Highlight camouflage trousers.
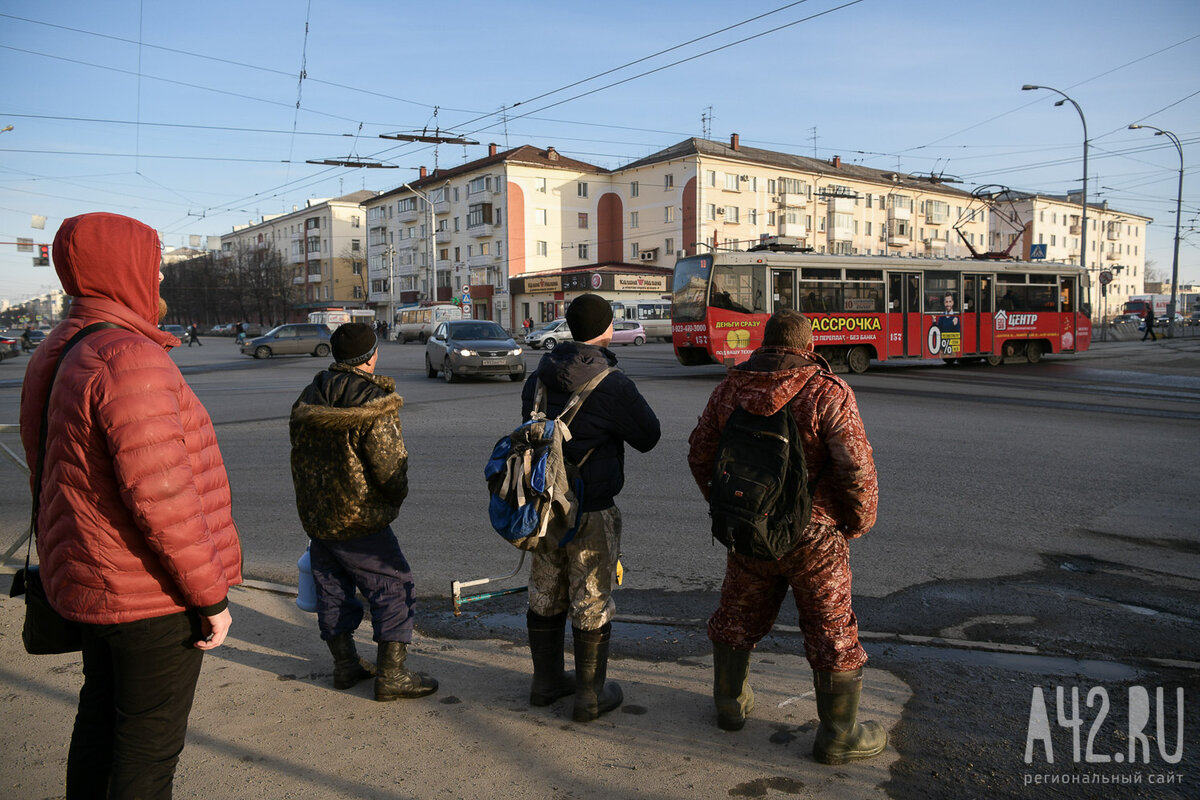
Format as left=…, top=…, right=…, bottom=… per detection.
left=528, top=506, right=622, bottom=630
left=707, top=523, right=868, bottom=672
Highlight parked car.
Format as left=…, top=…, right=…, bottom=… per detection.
left=524, top=318, right=573, bottom=350
left=161, top=324, right=187, bottom=338
left=1189, top=311, right=1200, bottom=327
left=0, top=332, right=21, bottom=360
left=610, top=320, right=646, bottom=346
left=209, top=323, right=236, bottom=335
left=20, top=329, right=46, bottom=351
left=1156, top=313, right=1183, bottom=327
left=425, top=320, right=524, bottom=383
left=241, top=323, right=332, bottom=359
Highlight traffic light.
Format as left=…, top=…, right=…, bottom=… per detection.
left=33, top=244, right=49, bottom=266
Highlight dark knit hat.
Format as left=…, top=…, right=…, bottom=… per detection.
left=566, top=293, right=613, bottom=342
left=331, top=322, right=378, bottom=366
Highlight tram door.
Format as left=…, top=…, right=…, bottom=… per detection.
left=887, top=271, right=922, bottom=357
left=964, top=274, right=994, bottom=354
left=772, top=270, right=795, bottom=312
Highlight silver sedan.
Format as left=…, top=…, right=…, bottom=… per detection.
left=425, top=320, right=525, bottom=383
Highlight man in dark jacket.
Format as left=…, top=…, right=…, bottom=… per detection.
left=290, top=323, right=437, bottom=701
left=1142, top=306, right=1157, bottom=341
left=520, top=293, right=661, bottom=722
left=687, top=310, right=886, bottom=765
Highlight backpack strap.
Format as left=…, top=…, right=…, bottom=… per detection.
left=554, top=367, right=614, bottom=427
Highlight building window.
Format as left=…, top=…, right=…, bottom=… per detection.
left=467, top=203, right=493, bottom=228
left=630, top=211, right=639, bottom=229
left=306, top=217, right=320, bottom=230
left=578, top=243, right=589, bottom=259
left=577, top=182, right=588, bottom=198
left=724, top=206, right=739, bottom=223
left=705, top=204, right=717, bottom=221
left=748, top=209, right=757, bottom=225
left=536, top=240, right=548, bottom=256
left=630, top=243, right=639, bottom=259
left=578, top=213, right=589, bottom=229
left=535, top=177, right=547, bottom=193
left=351, top=239, right=361, bottom=251
left=351, top=215, right=361, bottom=228
left=664, top=174, right=674, bottom=190
left=665, top=238, right=674, bottom=255
left=664, top=206, right=675, bottom=223
left=535, top=208, right=547, bottom=225
left=725, top=173, right=740, bottom=191
left=707, top=170, right=717, bottom=187
left=630, top=181, right=639, bottom=197
left=353, top=286, right=363, bottom=299
left=352, top=261, right=362, bottom=275
left=768, top=211, right=776, bottom=226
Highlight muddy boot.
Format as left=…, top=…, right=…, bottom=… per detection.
left=528, top=610, right=575, bottom=706
left=326, top=632, right=376, bottom=690
left=812, top=668, right=887, bottom=765
left=374, top=641, right=438, bottom=701
left=713, top=642, right=754, bottom=731
left=572, top=623, right=623, bottom=723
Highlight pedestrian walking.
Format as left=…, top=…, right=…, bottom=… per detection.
left=289, top=322, right=438, bottom=701
left=687, top=309, right=886, bottom=765
left=19, top=212, right=243, bottom=798
left=1142, top=306, right=1157, bottom=341
left=187, top=322, right=203, bottom=346
left=519, top=294, right=661, bottom=722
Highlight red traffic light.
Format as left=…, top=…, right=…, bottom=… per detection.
left=34, top=244, right=50, bottom=266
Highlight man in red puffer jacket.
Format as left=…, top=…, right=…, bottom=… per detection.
left=20, top=212, right=243, bottom=799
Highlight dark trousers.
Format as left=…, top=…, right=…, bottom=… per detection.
left=1143, top=324, right=1156, bottom=341
left=67, top=611, right=204, bottom=800
left=309, top=526, right=416, bottom=643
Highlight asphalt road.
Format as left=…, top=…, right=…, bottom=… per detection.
left=2, top=335, right=1197, bottom=798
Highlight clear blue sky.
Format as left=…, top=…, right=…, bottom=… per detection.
left=2, top=0, right=1197, bottom=303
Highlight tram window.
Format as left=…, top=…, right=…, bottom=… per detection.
left=924, top=273, right=959, bottom=313
left=802, top=268, right=841, bottom=280
left=1060, top=280, right=1075, bottom=312
left=845, top=269, right=883, bottom=280
left=797, top=281, right=884, bottom=313
left=711, top=264, right=765, bottom=314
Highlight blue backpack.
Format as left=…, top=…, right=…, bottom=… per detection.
left=485, top=368, right=614, bottom=551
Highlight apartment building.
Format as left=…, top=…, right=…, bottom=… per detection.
left=221, top=190, right=376, bottom=316
left=616, top=134, right=992, bottom=263
left=989, top=193, right=1151, bottom=320
left=364, top=144, right=673, bottom=328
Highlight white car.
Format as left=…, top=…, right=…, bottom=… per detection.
left=524, top=319, right=574, bottom=350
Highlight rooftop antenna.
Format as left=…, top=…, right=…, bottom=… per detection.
left=701, top=106, right=713, bottom=140
left=810, top=126, right=818, bottom=158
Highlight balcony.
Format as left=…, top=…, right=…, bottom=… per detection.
left=887, top=233, right=911, bottom=246
left=1107, top=228, right=1121, bottom=240
left=778, top=221, right=806, bottom=238
left=887, top=206, right=912, bottom=221
left=466, top=253, right=492, bottom=269
left=397, top=237, right=419, bottom=251
left=1070, top=225, right=1081, bottom=235
left=433, top=199, right=450, bottom=215
left=467, top=188, right=493, bottom=205
left=1105, top=252, right=1121, bottom=261
left=778, top=192, right=807, bottom=208
left=435, top=229, right=451, bottom=244
left=469, top=223, right=494, bottom=238
left=397, top=208, right=419, bottom=224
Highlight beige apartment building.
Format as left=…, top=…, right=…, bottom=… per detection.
left=220, top=190, right=376, bottom=317
left=988, top=192, right=1151, bottom=321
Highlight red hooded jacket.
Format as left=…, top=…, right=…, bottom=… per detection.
left=19, top=213, right=242, bottom=624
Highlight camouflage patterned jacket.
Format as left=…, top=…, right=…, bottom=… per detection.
left=687, top=346, right=878, bottom=540
left=289, top=364, right=409, bottom=541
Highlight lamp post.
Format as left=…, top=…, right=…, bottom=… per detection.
left=382, top=243, right=396, bottom=339
left=1022, top=85, right=1090, bottom=316
left=402, top=182, right=436, bottom=303
left=1129, top=123, right=1184, bottom=338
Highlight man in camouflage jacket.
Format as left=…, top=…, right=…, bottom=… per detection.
left=687, top=309, right=886, bottom=765
left=290, top=323, right=437, bottom=701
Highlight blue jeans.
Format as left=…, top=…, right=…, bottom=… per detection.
left=68, top=611, right=205, bottom=799
left=309, top=526, right=416, bottom=643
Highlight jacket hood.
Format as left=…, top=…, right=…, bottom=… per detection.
left=534, top=341, right=617, bottom=393
left=53, top=213, right=162, bottom=326
left=726, top=346, right=831, bottom=415
left=291, top=365, right=401, bottom=431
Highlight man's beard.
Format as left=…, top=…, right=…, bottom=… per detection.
left=158, top=298, right=168, bottom=323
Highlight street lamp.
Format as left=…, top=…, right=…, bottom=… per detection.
left=402, top=182, right=436, bottom=304
left=382, top=243, right=396, bottom=339
left=1129, top=123, right=1184, bottom=338
left=1022, top=85, right=1090, bottom=315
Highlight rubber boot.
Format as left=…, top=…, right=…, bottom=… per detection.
left=527, top=610, right=575, bottom=706
left=326, top=632, right=376, bottom=690
left=572, top=623, right=623, bottom=723
left=374, top=641, right=438, bottom=701
left=712, top=642, right=754, bottom=731
left=812, top=668, right=888, bottom=765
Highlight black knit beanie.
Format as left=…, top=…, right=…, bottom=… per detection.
left=566, top=293, right=613, bottom=342
left=331, top=322, right=378, bottom=366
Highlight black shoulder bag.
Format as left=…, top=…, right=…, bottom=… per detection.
left=10, top=322, right=121, bottom=654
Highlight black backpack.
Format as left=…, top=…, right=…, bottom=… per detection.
left=708, top=398, right=811, bottom=561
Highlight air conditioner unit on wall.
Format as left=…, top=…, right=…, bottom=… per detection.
left=639, top=250, right=658, bottom=262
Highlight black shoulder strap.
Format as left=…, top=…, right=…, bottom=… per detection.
left=29, top=322, right=123, bottom=545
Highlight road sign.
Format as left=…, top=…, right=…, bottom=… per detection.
left=1099, top=270, right=1113, bottom=286
left=1029, top=244, right=1047, bottom=260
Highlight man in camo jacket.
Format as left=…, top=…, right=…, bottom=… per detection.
left=290, top=322, right=437, bottom=702
left=687, top=309, right=886, bottom=765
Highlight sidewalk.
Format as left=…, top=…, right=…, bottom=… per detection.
left=0, top=583, right=908, bottom=800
